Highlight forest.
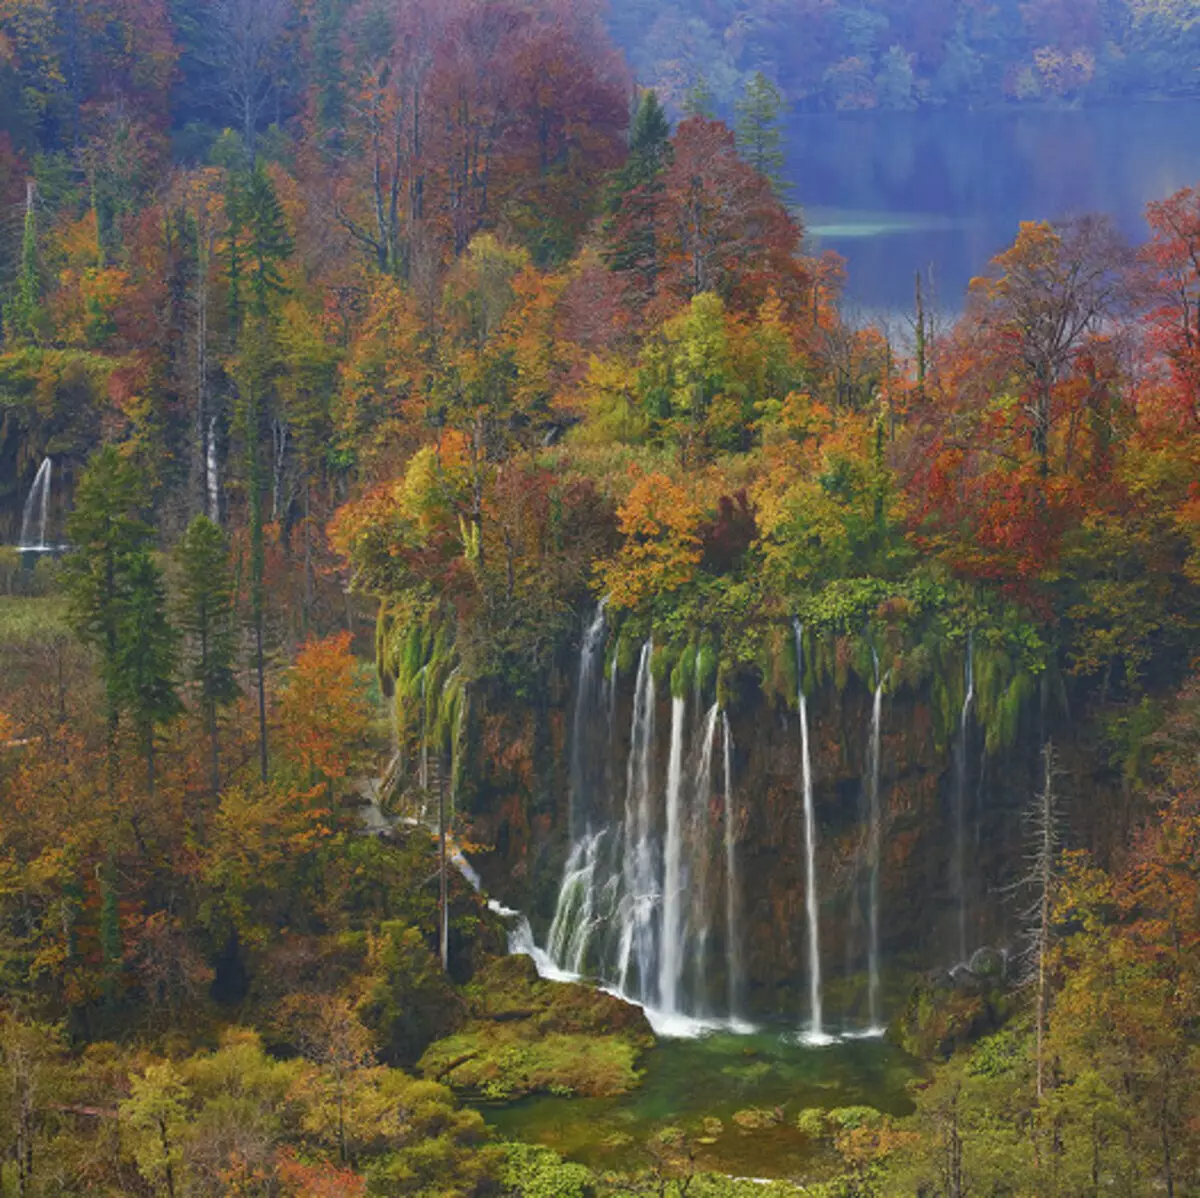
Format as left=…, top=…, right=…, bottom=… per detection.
left=609, top=0, right=1200, bottom=113
left=1, top=0, right=1199, bottom=1195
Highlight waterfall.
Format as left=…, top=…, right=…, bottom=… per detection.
left=722, top=711, right=742, bottom=1022
left=206, top=418, right=220, bottom=522
left=532, top=630, right=751, bottom=1035
left=659, top=695, right=687, bottom=1014
left=954, top=633, right=975, bottom=964
left=569, top=602, right=608, bottom=843
left=794, top=621, right=826, bottom=1043
left=18, top=457, right=52, bottom=551
left=546, top=830, right=604, bottom=973
left=617, top=640, right=657, bottom=999
left=688, top=702, right=721, bottom=1016
left=866, top=651, right=884, bottom=1031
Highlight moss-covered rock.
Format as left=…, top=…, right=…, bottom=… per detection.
left=895, top=965, right=1014, bottom=1060
left=417, top=954, right=653, bottom=1100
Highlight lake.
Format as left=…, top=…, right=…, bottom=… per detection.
left=790, top=100, right=1200, bottom=320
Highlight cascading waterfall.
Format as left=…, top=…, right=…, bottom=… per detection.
left=953, top=633, right=975, bottom=964
left=547, top=830, right=604, bottom=973
left=570, top=602, right=609, bottom=842
left=659, top=695, right=687, bottom=1015
left=688, top=703, right=721, bottom=1015
left=618, top=641, right=657, bottom=998
left=866, top=651, right=884, bottom=1031
left=722, top=712, right=742, bottom=1022
left=793, top=620, right=826, bottom=1043
left=18, top=457, right=52, bottom=551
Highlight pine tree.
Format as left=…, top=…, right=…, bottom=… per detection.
left=115, top=549, right=181, bottom=797
left=735, top=72, right=787, bottom=196
left=2, top=181, right=42, bottom=345
left=243, top=162, right=293, bottom=320
left=62, top=446, right=155, bottom=791
left=228, top=159, right=291, bottom=782
left=603, top=91, right=672, bottom=295
left=683, top=74, right=716, bottom=119
left=234, top=319, right=278, bottom=782
left=176, top=515, right=240, bottom=795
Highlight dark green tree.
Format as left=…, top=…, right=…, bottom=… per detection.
left=228, top=159, right=291, bottom=782
left=176, top=515, right=240, bottom=795
left=114, top=549, right=181, bottom=797
left=603, top=91, right=672, bottom=300
left=243, top=161, right=293, bottom=320
left=2, top=181, right=43, bottom=345
left=735, top=71, right=787, bottom=196
left=62, top=446, right=155, bottom=791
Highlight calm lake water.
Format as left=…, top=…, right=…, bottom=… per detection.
left=790, top=101, right=1200, bottom=319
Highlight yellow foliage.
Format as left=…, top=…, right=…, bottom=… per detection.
left=600, top=472, right=705, bottom=609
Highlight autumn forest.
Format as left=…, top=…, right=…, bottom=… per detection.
left=1, top=1, right=1199, bottom=1196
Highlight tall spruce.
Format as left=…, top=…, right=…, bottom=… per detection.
left=229, top=159, right=292, bottom=781
left=176, top=515, right=239, bottom=795
left=735, top=72, right=787, bottom=196
left=115, top=549, right=181, bottom=798
left=603, top=91, right=672, bottom=297
left=62, top=446, right=155, bottom=792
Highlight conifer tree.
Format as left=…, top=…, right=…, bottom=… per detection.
left=735, top=72, right=787, bottom=196
left=115, top=549, right=181, bottom=797
left=62, top=446, right=155, bottom=790
left=2, top=181, right=42, bottom=344
left=683, top=74, right=716, bottom=119
left=603, top=91, right=672, bottom=297
left=228, top=160, right=292, bottom=782
left=176, top=515, right=240, bottom=795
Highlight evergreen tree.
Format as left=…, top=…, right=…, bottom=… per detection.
left=682, top=74, right=716, bottom=119
left=115, top=549, right=181, bottom=797
left=735, top=72, right=787, bottom=196
left=2, top=181, right=43, bottom=345
left=234, top=320, right=279, bottom=783
left=62, top=446, right=155, bottom=790
left=227, top=159, right=291, bottom=782
left=243, top=161, right=293, bottom=319
left=603, top=91, right=672, bottom=296
left=176, top=515, right=240, bottom=795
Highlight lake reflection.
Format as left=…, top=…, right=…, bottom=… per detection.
left=790, top=102, right=1200, bottom=318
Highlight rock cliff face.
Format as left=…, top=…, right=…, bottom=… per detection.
left=441, top=632, right=1131, bottom=1029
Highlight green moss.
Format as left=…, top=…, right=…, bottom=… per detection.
left=418, top=955, right=652, bottom=1101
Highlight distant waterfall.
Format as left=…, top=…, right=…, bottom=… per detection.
left=953, top=633, right=975, bottom=964
left=18, top=457, right=51, bottom=551
left=659, top=695, right=687, bottom=1014
left=794, top=621, right=826, bottom=1043
left=866, top=652, right=884, bottom=1031
left=206, top=418, right=220, bottom=522
left=722, top=712, right=742, bottom=1022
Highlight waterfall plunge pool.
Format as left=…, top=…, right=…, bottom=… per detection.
left=482, top=1024, right=917, bottom=1179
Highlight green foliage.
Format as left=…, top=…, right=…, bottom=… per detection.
left=499, top=1142, right=595, bottom=1198
left=735, top=73, right=786, bottom=195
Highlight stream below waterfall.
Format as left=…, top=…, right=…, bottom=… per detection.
left=483, top=1026, right=917, bottom=1178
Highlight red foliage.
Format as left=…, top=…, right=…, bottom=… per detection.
left=654, top=118, right=809, bottom=320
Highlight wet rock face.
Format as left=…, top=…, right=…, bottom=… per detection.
left=463, top=668, right=1119, bottom=1027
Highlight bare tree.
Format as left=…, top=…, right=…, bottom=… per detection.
left=203, top=0, right=291, bottom=155
left=1016, top=742, right=1062, bottom=1103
